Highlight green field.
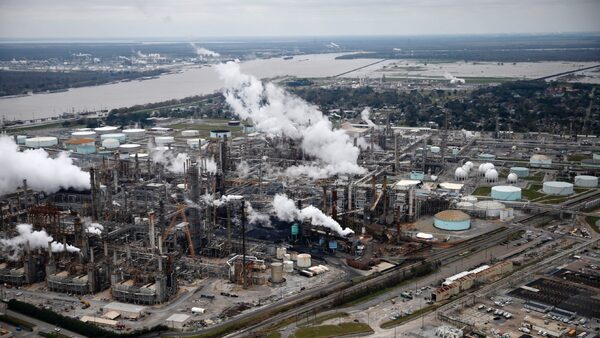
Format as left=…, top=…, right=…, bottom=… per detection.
left=167, top=119, right=244, bottom=138
left=522, top=184, right=545, bottom=200
left=472, top=186, right=491, bottom=196
left=586, top=216, right=600, bottom=233
left=524, top=172, right=545, bottom=182
left=380, top=305, right=438, bottom=329
left=291, top=322, right=373, bottom=338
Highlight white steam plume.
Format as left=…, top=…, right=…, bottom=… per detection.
left=151, top=149, right=189, bottom=174
left=360, top=107, right=376, bottom=127
left=444, top=72, right=465, bottom=84
left=0, top=224, right=80, bottom=260
left=271, top=194, right=354, bottom=237
left=85, top=219, right=104, bottom=236
left=0, top=136, right=90, bottom=195
left=235, top=161, right=251, bottom=178
left=203, top=157, right=218, bottom=174
left=190, top=43, right=220, bottom=57
left=216, top=61, right=365, bottom=178
left=245, top=202, right=271, bottom=227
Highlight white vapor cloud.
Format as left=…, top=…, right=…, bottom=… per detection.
left=0, top=136, right=90, bottom=195
left=0, top=224, right=80, bottom=260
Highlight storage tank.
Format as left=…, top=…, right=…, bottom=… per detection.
left=474, top=200, right=505, bottom=218
left=433, top=210, right=471, bottom=231
left=461, top=195, right=478, bottom=203
left=181, top=130, right=200, bottom=137
left=574, top=175, right=598, bottom=188
left=530, top=154, right=552, bottom=168
left=270, top=263, right=284, bottom=283
left=210, top=129, right=232, bottom=139
left=119, top=143, right=142, bottom=153
left=102, top=138, right=120, bottom=149
left=155, top=136, right=175, bottom=145
left=456, top=202, right=475, bottom=211
left=543, top=181, right=574, bottom=195
left=16, top=135, right=27, bottom=144
left=507, top=173, right=518, bottom=184
left=296, top=254, right=312, bottom=268
left=491, top=186, right=522, bottom=201
left=94, top=126, right=119, bottom=134
left=186, top=138, right=200, bottom=149
left=454, top=167, right=467, bottom=181
left=430, top=146, right=441, bottom=153
left=100, top=133, right=126, bottom=143
left=464, top=161, right=474, bottom=170
left=478, top=153, right=496, bottom=161
left=71, top=131, right=96, bottom=139
left=276, top=247, right=286, bottom=259
left=485, top=169, right=499, bottom=182
left=25, top=136, right=58, bottom=148
left=283, top=260, right=294, bottom=273
left=510, top=167, right=529, bottom=178
left=122, top=128, right=146, bottom=138
left=478, top=163, right=495, bottom=175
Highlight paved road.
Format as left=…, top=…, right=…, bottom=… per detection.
left=6, top=309, right=85, bottom=338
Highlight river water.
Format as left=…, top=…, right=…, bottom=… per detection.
left=1, top=53, right=597, bottom=121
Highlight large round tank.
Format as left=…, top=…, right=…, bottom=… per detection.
left=433, top=210, right=471, bottom=231
left=270, top=263, right=284, bottom=283
left=155, top=136, right=175, bottom=145
left=102, top=138, right=120, bottom=149
left=94, top=126, right=119, bottom=134
left=464, top=161, right=474, bottom=170
left=574, top=175, right=598, bottom=188
left=71, top=131, right=96, bottom=139
left=510, top=167, right=529, bottom=178
left=276, top=247, right=287, bottom=260
left=474, top=200, right=505, bottom=218
left=491, top=185, right=522, bottom=201
left=430, top=146, right=441, bottom=153
left=100, top=133, right=126, bottom=142
left=543, top=181, right=574, bottom=195
left=455, top=167, right=467, bottom=181
left=456, top=202, right=474, bottom=211
left=25, top=136, right=58, bottom=148
left=122, top=128, right=146, bottom=138
left=64, top=138, right=95, bottom=154
left=181, top=130, right=200, bottom=137
left=478, top=153, right=496, bottom=161
left=507, top=173, right=518, bottom=184
left=186, top=138, right=200, bottom=149
left=119, top=143, right=141, bottom=153
left=478, top=163, right=495, bottom=175
left=210, top=130, right=232, bottom=139
left=461, top=195, right=478, bottom=203
left=283, top=260, right=294, bottom=273
left=485, top=169, right=499, bottom=182
left=296, top=254, right=312, bottom=268
left=530, top=154, right=552, bottom=168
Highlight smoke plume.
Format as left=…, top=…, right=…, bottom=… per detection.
left=151, top=148, right=189, bottom=173
left=360, top=107, right=376, bottom=127
left=271, top=194, right=354, bottom=237
left=0, top=136, right=90, bottom=195
left=0, top=224, right=80, bottom=260
left=444, top=72, right=466, bottom=84
left=190, top=43, right=220, bottom=58
left=85, top=219, right=104, bottom=236
left=216, top=61, right=365, bottom=178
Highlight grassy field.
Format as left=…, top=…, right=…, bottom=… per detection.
left=567, top=154, right=591, bottom=162
left=291, top=322, right=373, bottom=338
left=522, top=184, right=545, bottom=200
left=303, top=312, right=349, bottom=326
left=525, top=172, right=545, bottom=182
left=472, top=186, right=491, bottom=196
left=585, top=216, right=600, bottom=233
left=167, top=119, right=244, bottom=138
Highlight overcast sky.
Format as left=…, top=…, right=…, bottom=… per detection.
left=1, top=0, right=599, bottom=40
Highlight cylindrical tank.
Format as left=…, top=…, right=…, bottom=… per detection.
left=491, top=186, right=522, bottom=201
left=478, top=153, right=496, bottom=161
left=283, top=253, right=291, bottom=261
left=452, top=148, right=460, bottom=155
left=456, top=202, right=474, bottom=211
left=25, top=136, right=58, bottom=148
left=433, top=210, right=471, bottom=231
left=574, top=175, right=598, bottom=188
left=296, top=254, right=311, bottom=268
left=474, top=200, right=505, bottom=219
left=510, top=167, right=529, bottom=178
left=71, top=131, right=97, bottom=139
left=16, top=135, right=27, bottom=144
left=100, top=133, right=126, bottom=142
left=119, top=143, right=142, bottom=153
left=543, top=181, right=574, bottom=195
left=94, top=126, right=119, bottom=134
left=122, top=128, right=146, bottom=138
left=430, top=146, right=440, bottom=153
left=270, top=263, right=284, bottom=283
left=102, top=138, right=120, bottom=149
left=283, top=260, right=294, bottom=273
left=155, top=136, right=175, bottom=145
left=181, top=130, right=200, bottom=137
left=210, top=130, right=232, bottom=138
left=461, top=195, right=478, bottom=203
left=187, top=138, right=200, bottom=149
left=291, top=223, right=299, bottom=236
left=276, top=247, right=286, bottom=259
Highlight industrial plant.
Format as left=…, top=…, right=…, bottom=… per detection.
left=0, top=61, right=599, bottom=338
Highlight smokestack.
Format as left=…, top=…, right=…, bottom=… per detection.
left=158, top=256, right=163, bottom=272
left=149, top=212, right=156, bottom=253
left=90, top=247, right=94, bottom=263
left=322, top=186, right=327, bottom=212
left=158, top=236, right=163, bottom=255
left=394, top=134, right=399, bottom=173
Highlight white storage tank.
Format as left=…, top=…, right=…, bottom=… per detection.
left=270, top=263, right=284, bottom=283
left=94, top=126, right=119, bottom=134
left=485, top=169, right=499, bottom=182
left=71, top=131, right=96, bottom=139
left=119, top=143, right=142, bottom=153
left=101, top=133, right=126, bottom=143
left=510, top=166, right=529, bottom=178
left=122, top=128, right=146, bottom=138
left=102, top=138, right=120, bottom=149
left=456, top=202, right=475, bottom=211
left=296, top=254, right=311, bottom=268
left=507, top=173, right=518, bottom=184
left=16, top=135, right=27, bottom=144
left=25, top=136, right=58, bottom=148
left=491, top=185, right=522, bottom=201
left=181, top=130, right=200, bottom=137
left=474, top=200, right=505, bottom=219
left=454, top=167, right=468, bottom=181
left=187, top=138, right=200, bottom=149
left=283, top=260, right=294, bottom=273
left=430, top=146, right=441, bottom=153
left=155, top=136, right=175, bottom=145
left=530, top=154, right=552, bottom=168
left=461, top=195, right=478, bottom=203
left=276, top=247, right=287, bottom=260
left=543, top=181, right=574, bottom=195
left=210, top=129, right=232, bottom=139
left=574, top=175, right=598, bottom=188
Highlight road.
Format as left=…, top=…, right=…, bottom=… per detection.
left=5, top=309, right=85, bottom=338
